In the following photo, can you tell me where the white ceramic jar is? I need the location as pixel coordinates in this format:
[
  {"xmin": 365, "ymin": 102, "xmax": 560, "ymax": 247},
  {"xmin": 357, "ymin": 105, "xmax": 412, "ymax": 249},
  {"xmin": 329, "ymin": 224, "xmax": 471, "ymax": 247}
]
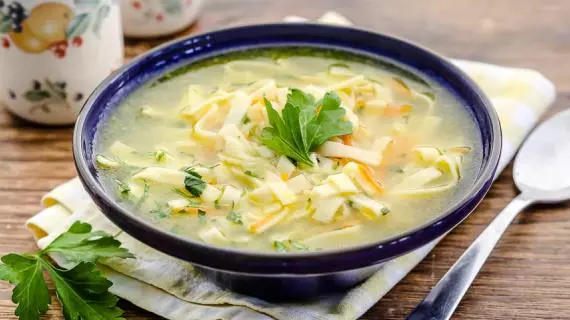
[
  {"xmin": 120, "ymin": 0, "xmax": 203, "ymax": 38},
  {"xmin": 0, "ymin": 0, "xmax": 123, "ymax": 125}
]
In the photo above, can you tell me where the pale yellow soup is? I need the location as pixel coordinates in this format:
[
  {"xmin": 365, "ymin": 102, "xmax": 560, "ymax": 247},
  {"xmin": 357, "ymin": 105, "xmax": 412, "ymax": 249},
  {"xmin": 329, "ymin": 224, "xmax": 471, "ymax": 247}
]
[{"xmin": 95, "ymin": 48, "xmax": 481, "ymax": 252}]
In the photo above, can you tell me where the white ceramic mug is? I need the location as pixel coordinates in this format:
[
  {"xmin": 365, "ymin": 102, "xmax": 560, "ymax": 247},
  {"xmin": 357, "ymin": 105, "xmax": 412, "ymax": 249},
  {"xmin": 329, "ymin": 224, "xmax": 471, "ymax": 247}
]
[
  {"xmin": 0, "ymin": 0, "xmax": 123, "ymax": 125},
  {"xmin": 120, "ymin": 0, "xmax": 203, "ymax": 38}
]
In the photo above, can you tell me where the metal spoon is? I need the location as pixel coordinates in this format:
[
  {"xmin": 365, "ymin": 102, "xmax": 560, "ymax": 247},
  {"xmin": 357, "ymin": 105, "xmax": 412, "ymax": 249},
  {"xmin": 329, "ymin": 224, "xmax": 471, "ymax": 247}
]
[{"xmin": 407, "ymin": 109, "xmax": 570, "ymax": 320}]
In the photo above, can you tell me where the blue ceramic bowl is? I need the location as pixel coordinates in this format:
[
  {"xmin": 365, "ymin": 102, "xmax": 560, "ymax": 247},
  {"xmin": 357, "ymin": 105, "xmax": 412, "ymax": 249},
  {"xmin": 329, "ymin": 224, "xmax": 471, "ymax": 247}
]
[{"xmin": 73, "ymin": 23, "xmax": 501, "ymax": 301}]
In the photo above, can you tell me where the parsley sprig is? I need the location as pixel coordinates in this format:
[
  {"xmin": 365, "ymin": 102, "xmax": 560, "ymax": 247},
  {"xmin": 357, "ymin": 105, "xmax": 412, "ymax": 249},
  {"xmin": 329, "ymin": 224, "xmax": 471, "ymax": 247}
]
[
  {"xmin": 260, "ymin": 89, "xmax": 353, "ymax": 165},
  {"xmin": 184, "ymin": 167, "xmax": 206, "ymax": 196},
  {"xmin": 0, "ymin": 221, "xmax": 134, "ymax": 320}
]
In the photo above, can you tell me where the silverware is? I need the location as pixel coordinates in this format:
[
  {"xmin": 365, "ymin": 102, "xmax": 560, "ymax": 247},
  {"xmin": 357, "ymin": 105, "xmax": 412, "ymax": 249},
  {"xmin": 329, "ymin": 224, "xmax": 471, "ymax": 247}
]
[{"xmin": 407, "ymin": 109, "xmax": 570, "ymax": 320}]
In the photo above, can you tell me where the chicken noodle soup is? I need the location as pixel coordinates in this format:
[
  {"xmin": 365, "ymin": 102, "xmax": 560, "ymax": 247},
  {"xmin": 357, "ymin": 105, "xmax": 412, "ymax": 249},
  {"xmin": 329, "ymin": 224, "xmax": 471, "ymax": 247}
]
[{"xmin": 94, "ymin": 48, "xmax": 482, "ymax": 252}]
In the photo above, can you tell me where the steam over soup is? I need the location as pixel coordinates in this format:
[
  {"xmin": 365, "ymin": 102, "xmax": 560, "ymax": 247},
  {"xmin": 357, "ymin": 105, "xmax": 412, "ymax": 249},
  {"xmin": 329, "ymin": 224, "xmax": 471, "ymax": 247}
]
[{"xmin": 95, "ymin": 48, "xmax": 481, "ymax": 252}]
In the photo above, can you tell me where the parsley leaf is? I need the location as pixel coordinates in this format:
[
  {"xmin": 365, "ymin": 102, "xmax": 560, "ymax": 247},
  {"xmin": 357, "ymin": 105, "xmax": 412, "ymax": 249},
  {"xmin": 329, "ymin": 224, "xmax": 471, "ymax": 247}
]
[
  {"xmin": 0, "ymin": 221, "xmax": 133, "ymax": 320},
  {"xmin": 244, "ymin": 170, "xmax": 259, "ymax": 178},
  {"xmin": 153, "ymin": 150, "xmax": 167, "ymax": 162},
  {"xmin": 43, "ymin": 221, "xmax": 134, "ymax": 264},
  {"xmin": 115, "ymin": 179, "xmax": 130, "ymax": 197},
  {"xmin": 272, "ymin": 240, "xmax": 309, "ymax": 252},
  {"xmin": 260, "ymin": 89, "xmax": 352, "ymax": 165},
  {"xmin": 0, "ymin": 254, "xmax": 50, "ymax": 320},
  {"xmin": 184, "ymin": 168, "xmax": 206, "ymax": 196},
  {"xmin": 287, "ymin": 239, "xmax": 309, "ymax": 251},
  {"xmin": 0, "ymin": 261, "xmax": 20, "ymax": 284},
  {"xmin": 198, "ymin": 209, "xmax": 207, "ymax": 224},
  {"xmin": 44, "ymin": 260, "xmax": 124, "ymax": 320},
  {"xmin": 273, "ymin": 240, "xmax": 288, "ymax": 252},
  {"xmin": 150, "ymin": 201, "xmax": 170, "ymax": 219},
  {"xmin": 135, "ymin": 183, "xmax": 149, "ymax": 209},
  {"xmin": 307, "ymin": 92, "xmax": 353, "ymax": 149},
  {"xmin": 226, "ymin": 211, "xmax": 243, "ymax": 225}
]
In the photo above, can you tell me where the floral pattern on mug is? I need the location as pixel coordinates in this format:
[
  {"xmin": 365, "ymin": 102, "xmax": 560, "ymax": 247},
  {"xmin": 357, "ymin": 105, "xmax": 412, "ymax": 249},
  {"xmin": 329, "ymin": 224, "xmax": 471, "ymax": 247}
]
[
  {"xmin": 7, "ymin": 78, "xmax": 84, "ymax": 115},
  {"xmin": 0, "ymin": 0, "xmax": 111, "ymax": 58}
]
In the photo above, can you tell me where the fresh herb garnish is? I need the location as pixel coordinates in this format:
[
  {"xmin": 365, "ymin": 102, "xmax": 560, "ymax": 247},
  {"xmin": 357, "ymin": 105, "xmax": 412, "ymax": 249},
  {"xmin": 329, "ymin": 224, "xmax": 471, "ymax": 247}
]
[
  {"xmin": 172, "ymin": 188, "xmax": 201, "ymax": 205},
  {"xmin": 347, "ymin": 200, "xmax": 355, "ymax": 208},
  {"xmin": 183, "ymin": 167, "xmax": 200, "ymax": 176},
  {"xmin": 115, "ymin": 179, "xmax": 130, "ymax": 197},
  {"xmin": 287, "ymin": 240, "xmax": 309, "ymax": 251},
  {"xmin": 226, "ymin": 211, "xmax": 242, "ymax": 225},
  {"xmin": 150, "ymin": 201, "xmax": 170, "ymax": 219},
  {"xmin": 153, "ymin": 150, "xmax": 167, "ymax": 162},
  {"xmin": 184, "ymin": 168, "xmax": 206, "ymax": 197},
  {"xmin": 244, "ymin": 170, "xmax": 259, "ymax": 178},
  {"xmin": 0, "ymin": 221, "xmax": 133, "ymax": 320},
  {"xmin": 272, "ymin": 239, "xmax": 309, "ymax": 252},
  {"xmin": 273, "ymin": 240, "xmax": 288, "ymax": 252},
  {"xmin": 198, "ymin": 209, "xmax": 207, "ymax": 224},
  {"xmin": 214, "ymin": 198, "xmax": 221, "ymax": 209},
  {"xmin": 260, "ymin": 89, "xmax": 353, "ymax": 165}
]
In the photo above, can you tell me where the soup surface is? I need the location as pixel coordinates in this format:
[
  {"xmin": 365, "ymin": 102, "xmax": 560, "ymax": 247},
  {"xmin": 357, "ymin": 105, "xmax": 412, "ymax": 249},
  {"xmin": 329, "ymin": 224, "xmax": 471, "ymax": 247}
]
[{"xmin": 95, "ymin": 48, "xmax": 482, "ymax": 252}]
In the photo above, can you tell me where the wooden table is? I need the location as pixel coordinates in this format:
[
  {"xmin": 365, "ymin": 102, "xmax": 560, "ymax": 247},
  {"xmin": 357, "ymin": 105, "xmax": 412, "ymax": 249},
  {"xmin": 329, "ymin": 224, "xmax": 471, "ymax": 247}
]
[{"xmin": 1, "ymin": 0, "xmax": 569, "ymax": 319}]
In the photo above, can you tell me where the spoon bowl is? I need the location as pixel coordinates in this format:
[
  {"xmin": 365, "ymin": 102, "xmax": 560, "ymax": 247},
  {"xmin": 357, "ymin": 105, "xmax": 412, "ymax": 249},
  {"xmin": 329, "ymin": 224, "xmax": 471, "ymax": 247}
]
[{"xmin": 514, "ymin": 109, "xmax": 570, "ymax": 202}]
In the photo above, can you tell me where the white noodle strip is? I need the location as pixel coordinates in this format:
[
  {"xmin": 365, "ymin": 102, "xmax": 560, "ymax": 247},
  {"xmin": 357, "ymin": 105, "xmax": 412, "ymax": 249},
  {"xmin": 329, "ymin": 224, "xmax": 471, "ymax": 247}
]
[
  {"xmin": 177, "ymin": 86, "xmax": 205, "ymax": 111},
  {"xmin": 413, "ymin": 147, "xmax": 442, "ymax": 166},
  {"xmin": 312, "ymin": 197, "xmax": 345, "ymax": 223},
  {"xmin": 181, "ymin": 92, "xmax": 233, "ymax": 122},
  {"xmin": 247, "ymin": 79, "xmax": 277, "ymax": 101},
  {"xmin": 223, "ymin": 91, "xmax": 251, "ymax": 126},
  {"xmin": 318, "ymin": 141, "xmax": 381, "ymax": 166},
  {"xmin": 327, "ymin": 75, "xmax": 365, "ymax": 90},
  {"xmin": 392, "ymin": 167, "xmax": 443, "ymax": 191},
  {"xmin": 249, "ymin": 208, "xmax": 289, "ymax": 234},
  {"xmin": 193, "ymin": 104, "xmax": 222, "ymax": 146},
  {"xmin": 133, "ymin": 167, "xmax": 186, "ymax": 188}
]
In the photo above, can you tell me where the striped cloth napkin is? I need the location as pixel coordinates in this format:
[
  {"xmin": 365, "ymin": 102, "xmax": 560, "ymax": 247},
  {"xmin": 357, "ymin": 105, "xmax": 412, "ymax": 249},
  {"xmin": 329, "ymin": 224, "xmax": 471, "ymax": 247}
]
[{"xmin": 23, "ymin": 12, "xmax": 555, "ymax": 320}]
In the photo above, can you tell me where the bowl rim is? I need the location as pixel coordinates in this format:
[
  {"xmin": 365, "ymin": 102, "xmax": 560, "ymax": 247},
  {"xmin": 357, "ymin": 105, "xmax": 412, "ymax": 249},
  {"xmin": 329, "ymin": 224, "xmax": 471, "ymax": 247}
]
[{"xmin": 73, "ymin": 22, "xmax": 502, "ymax": 275}]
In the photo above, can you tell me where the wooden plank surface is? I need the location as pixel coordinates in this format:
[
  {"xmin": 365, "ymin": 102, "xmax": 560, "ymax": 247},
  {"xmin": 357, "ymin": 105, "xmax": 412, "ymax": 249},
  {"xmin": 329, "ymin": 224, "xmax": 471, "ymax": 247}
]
[{"xmin": 2, "ymin": 0, "xmax": 570, "ymax": 319}]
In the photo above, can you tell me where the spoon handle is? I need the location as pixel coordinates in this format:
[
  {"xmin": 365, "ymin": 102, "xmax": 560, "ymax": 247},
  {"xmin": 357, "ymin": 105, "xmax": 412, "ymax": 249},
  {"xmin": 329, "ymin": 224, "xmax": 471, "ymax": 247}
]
[{"xmin": 406, "ymin": 193, "xmax": 534, "ymax": 320}]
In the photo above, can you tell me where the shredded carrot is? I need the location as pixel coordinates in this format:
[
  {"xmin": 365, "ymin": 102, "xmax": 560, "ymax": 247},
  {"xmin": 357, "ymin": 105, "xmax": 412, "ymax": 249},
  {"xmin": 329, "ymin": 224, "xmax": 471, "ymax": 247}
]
[
  {"xmin": 341, "ymin": 134, "xmax": 353, "ymax": 146},
  {"xmin": 384, "ymin": 104, "xmax": 413, "ymax": 117},
  {"xmin": 358, "ymin": 164, "xmax": 384, "ymax": 193},
  {"xmin": 249, "ymin": 214, "xmax": 275, "ymax": 233},
  {"xmin": 336, "ymin": 158, "xmax": 350, "ymax": 166}
]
